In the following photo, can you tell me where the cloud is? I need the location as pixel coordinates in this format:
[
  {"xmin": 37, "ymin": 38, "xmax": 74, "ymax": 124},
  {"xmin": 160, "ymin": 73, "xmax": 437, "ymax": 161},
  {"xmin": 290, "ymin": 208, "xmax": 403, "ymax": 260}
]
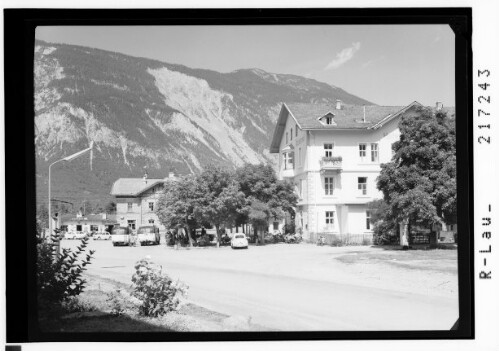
[{"xmin": 325, "ymin": 42, "xmax": 361, "ymax": 70}]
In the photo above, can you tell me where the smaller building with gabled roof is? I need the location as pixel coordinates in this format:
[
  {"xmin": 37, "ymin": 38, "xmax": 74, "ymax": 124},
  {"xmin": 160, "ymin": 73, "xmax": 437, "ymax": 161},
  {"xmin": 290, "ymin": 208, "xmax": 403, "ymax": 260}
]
[{"xmin": 111, "ymin": 171, "xmax": 177, "ymax": 232}]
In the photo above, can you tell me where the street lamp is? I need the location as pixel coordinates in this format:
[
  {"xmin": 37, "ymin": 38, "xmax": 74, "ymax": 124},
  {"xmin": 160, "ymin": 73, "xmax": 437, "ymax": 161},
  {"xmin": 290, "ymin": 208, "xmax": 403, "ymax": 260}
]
[{"xmin": 48, "ymin": 142, "xmax": 93, "ymax": 252}]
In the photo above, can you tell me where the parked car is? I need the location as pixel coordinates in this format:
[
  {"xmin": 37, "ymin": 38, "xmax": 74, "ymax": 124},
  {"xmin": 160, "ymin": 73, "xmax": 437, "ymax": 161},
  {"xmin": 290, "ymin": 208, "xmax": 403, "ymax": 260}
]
[
  {"xmin": 220, "ymin": 233, "xmax": 231, "ymax": 246},
  {"xmin": 137, "ymin": 226, "xmax": 160, "ymax": 246},
  {"xmin": 231, "ymin": 233, "xmax": 249, "ymax": 249},
  {"xmin": 64, "ymin": 231, "xmax": 76, "ymax": 240},
  {"xmin": 195, "ymin": 228, "xmax": 218, "ymax": 245},
  {"xmin": 111, "ymin": 226, "xmax": 132, "ymax": 246},
  {"xmin": 93, "ymin": 232, "xmax": 111, "ymax": 240},
  {"xmin": 64, "ymin": 231, "xmax": 88, "ymax": 240}
]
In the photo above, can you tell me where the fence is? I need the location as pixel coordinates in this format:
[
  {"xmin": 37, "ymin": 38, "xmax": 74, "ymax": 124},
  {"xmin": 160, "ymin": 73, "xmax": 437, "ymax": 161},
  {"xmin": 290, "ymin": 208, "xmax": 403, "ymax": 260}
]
[{"xmin": 307, "ymin": 232, "xmax": 373, "ymax": 246}]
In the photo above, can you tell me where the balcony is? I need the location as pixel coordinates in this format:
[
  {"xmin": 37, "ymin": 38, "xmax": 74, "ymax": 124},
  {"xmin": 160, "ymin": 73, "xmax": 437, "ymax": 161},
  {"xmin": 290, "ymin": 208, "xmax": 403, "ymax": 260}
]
[
  {"xmin": 282, "ymin": 167, "xmax": 295, "ymax": 178},
  {"xmin": 320, "ymin": 156, "xmax": 343, "ymax": 174}
]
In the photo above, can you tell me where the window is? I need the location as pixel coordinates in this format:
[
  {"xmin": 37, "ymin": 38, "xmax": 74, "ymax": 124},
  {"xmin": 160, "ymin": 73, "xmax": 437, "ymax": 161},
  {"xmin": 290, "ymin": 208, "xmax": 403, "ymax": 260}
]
[
  {"xmin": 299, "ymin": 179, "xmax": 305, "ymax": 198},
  {"xmin": 90, "ymin": 225, "xmax": 99, "ymax": 232},
  {"xmin": 148, "ymin": 202, "xmax": 154, "ymax": 212},
  {"xmin": 371, "ymin": 143, "xmax": 379, "ymax": 162},
  {"xmin": 127, "ymin": 202, "xmax": 133, "ymax": 212},
  {"xmin": 324, "ymin": 143, "xmax": 333, "ymax": 157},
  {"xmin": 273, "ymin": 222, "xmax": 279, "ymax": 230},
  {"xmin": 148, "ymin": 219, "xmax": 155, "ymax": 224},
  {"xmin": 127, "ymin": 220, "xmax": 136, "ymax": 230},
  {"xmin": 325, "ymin": 211, "xmax": 335, "ymax": 228},
  {"xmin": 283, "ymin": 152, "xmax": 294, "ymax": 170},
  {"xmin": 366, "ymin": 211, "xmax": 371, "ymax": 230},
  {"xmin": 76, "ymin": 225, "xmax": 82, "ymax": 231},
  {"xmin": 324, "ymin": 116, "xmax": 334, "ymax": 125},
  {"xmin": 298, "ymin": 147, "xmax": 302, "ymax": 166},
  {"xmin": 290, "ymin": 128, "xmax": 293, "ymax": 141},
  {"xmin": 358, "ymin": 177, "xmax": 367, "ymax": 195},
  {"xmin": 359, "ymin": 144, "xmax": 367, "ymax": 161},
  {"xmin": 324, "ymin": 177, "xmax": 334, "ymax": 195}
]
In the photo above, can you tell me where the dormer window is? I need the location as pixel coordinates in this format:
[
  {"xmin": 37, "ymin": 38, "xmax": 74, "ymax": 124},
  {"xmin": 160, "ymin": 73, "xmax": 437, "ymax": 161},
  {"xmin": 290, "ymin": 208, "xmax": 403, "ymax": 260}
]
[{"xmin": 319, "ymin": 112, "xmax": 336, "ymax": 126}]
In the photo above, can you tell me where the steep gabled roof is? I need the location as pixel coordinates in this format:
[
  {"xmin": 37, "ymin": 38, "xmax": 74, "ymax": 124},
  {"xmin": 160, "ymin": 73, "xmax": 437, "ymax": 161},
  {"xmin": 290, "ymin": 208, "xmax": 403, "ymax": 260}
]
[
  {"xmin": 270, "ymin": 101, "xmax": 423, "ymax": 153},
  {"xmin": 110, "ymin": 178, "xmax": 166, "ymax": 197}
]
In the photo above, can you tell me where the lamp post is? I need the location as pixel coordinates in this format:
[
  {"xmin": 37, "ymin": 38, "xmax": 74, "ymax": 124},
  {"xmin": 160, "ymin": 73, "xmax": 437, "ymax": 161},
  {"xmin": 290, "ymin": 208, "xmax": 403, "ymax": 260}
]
[{"xmin": 48, "ymin": 142, "xmax": 93, "ymax": 254}]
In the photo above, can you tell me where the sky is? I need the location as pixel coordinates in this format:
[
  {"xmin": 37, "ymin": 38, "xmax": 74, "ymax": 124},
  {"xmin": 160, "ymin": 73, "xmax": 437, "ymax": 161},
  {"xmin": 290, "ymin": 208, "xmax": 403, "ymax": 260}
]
[{"xmin": 36, "ymin": 25, "xmax": 455, "ymax": 106}]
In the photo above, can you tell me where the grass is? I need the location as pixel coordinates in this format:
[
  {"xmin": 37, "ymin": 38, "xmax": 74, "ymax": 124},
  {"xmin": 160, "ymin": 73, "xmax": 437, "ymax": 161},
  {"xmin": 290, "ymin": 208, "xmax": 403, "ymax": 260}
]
[
  {"xmin": 335, "ymin": 246, "xmax": 458, "ymax": 274},
  {"xmin": 39, "ymin": 273, "xmax": 274, "ymax": 332}
]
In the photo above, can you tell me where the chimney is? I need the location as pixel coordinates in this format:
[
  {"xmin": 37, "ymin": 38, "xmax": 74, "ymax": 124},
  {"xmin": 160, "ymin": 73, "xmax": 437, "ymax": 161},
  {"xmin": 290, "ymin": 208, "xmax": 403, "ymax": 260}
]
[
  {"xmin": 363, "ymin": 105, "xmax": 366, "ymax": 123},
  {"xmin": 143, "ymin": 170, "xmax": 148, "ymax": 183},
  {"xmin": 436, "ymin": 102, "xmax": 443, "ymax": 111},
  {"xmin": 168, "ymin": 171, "xmax": 175, "ymax": 178},
  {"xmin": 102, "ymin": 213, "xmax": 107, "ymax": 220},
  {"xmin": 335, "ymin": 99, "xmax": 342, "ymax": 110}
]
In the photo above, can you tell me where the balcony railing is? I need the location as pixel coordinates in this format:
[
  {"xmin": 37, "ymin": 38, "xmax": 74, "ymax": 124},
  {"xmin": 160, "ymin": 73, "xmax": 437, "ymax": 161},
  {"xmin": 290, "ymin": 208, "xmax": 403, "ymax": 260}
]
[
  {"xmin": 320, "ymin": 156, "xmax": 343, "ymax": 173},
  {"xmin": 282, "ymin": 167, "xmax": 295, "ymax": 178}
]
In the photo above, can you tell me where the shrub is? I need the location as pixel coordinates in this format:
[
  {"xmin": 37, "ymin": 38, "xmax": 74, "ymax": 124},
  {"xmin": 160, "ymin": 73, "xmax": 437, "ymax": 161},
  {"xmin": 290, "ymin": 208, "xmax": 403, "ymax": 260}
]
[
  {"xmin": 106, "ymin": 289, "xmax": 139, "ymax": 316},
  {"xmin": 131, "ymin": 257, "xmax": 188, "ymax": 317},
  {"xmin": 330, "ymin": 236, "xmax": 344, "ymax": 247},
  {"xmin": 362, "ymin": 236, "xmax": 372, "ymax": 246},
  {"xmin": 37, "ymin": 230, "xmax": 95, "ymax": 307},
  {"xmin": 61, "ymin": 296, "xmax": 97, "ymax": 313}
]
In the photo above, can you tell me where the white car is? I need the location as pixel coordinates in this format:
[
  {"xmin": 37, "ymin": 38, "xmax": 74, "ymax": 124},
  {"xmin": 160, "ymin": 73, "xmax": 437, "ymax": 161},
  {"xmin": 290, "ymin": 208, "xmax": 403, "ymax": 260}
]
[
  {"xmin": 93, "ymin": 232, "xmax": 111, "ymax": 240},
  {"xmin": 231, "ymin": 233, "xmax": 249, "ymax": 249},
  {"xmin": 64, "ymin": 231, "xmax": 88, "ymax": 240}
]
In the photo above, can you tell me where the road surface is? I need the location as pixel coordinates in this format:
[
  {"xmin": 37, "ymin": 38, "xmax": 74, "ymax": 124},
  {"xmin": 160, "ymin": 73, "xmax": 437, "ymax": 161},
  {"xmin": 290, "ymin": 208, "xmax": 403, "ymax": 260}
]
[{"xmin": 64, "ymin": 240, "xmax": 459, "ymax": 331}]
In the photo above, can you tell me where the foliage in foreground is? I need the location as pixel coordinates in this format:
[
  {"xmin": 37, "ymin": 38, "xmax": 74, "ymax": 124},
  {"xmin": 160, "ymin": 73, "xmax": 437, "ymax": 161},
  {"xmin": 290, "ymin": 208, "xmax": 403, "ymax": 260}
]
[
  {"xmin": 131, "ymin": 257, "xmax": 188, "ymax": 317},
  {"xmin": 372, "ymin": 107, "xmax": 456, "ymax": 244},
  {"xmin": 37, "ymin": 230, "xmax": 95, "ymax": 308}
]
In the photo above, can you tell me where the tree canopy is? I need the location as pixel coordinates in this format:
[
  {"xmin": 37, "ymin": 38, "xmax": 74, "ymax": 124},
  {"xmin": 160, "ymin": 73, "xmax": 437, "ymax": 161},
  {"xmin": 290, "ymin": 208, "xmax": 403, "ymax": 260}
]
[
  {"xmin": 374, "ymin": 106, "xmax": 456, "ymax": 237},
  {"xmin": 155, "ymin": 163, "xmax": 298, "ymax": 246}
]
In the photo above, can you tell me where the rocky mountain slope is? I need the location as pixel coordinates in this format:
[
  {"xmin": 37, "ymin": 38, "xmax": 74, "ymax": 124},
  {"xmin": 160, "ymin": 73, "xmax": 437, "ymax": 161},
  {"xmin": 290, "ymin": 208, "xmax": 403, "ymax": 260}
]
[{"xmin": 34, "ymin": 40, "xmax": 374, "ymax": 207}]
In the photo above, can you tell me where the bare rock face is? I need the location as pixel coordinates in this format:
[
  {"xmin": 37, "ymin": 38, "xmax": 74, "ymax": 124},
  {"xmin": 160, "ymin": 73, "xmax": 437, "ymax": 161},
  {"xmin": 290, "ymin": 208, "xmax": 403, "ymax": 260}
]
[{"xmin": 34, "ymin": 40, "xmax": 373, "ymax": 205}]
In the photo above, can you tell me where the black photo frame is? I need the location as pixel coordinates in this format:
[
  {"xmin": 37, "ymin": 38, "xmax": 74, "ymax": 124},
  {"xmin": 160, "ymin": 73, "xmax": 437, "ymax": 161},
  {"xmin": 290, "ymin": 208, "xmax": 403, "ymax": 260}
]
[{"xmin": 4, "ymin": 7, "xmax": 473, "ymax": 342}]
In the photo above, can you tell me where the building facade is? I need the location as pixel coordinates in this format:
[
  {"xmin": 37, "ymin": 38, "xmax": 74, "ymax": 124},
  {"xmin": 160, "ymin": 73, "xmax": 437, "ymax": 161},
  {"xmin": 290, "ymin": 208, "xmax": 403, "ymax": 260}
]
[
  {"xmin": 59, "ymin": 212, "xmax": 117, "ymax": 233},
  {"xmin": 270, "ymin": 100, "xmax": 424, "ymax": 241},
  {"xmin": 111, "ymin": 172, "xmax": 176, "ymax": 232}
]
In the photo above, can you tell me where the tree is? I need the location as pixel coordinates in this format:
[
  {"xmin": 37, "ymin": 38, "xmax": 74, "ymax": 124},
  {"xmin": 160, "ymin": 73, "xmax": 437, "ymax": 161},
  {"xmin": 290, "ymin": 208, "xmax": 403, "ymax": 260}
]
[
  {"xmin": 235, "ymin": 163, "xmax": 298, "ymax": 235},
  {"xmin": 155, "ymin": 176, "xmax": 198, "ymax": 247},
  {"xmin": 37, "ymin": 204, "xmax": 49, "ymax": 233},
  {"xmin": 105, "ymin": 201, "xmax": 117, "ymax": 214},
  {"xmin": 376, "ymin": 106, "xmax": 456, "ymax": 247},
  {"xmin": 247, "ymin": 198, "xmax": 271, "ymax": 242},
  {"xmin": 194, "ymin": 166, "xmax": 246, "ymax": 247}
]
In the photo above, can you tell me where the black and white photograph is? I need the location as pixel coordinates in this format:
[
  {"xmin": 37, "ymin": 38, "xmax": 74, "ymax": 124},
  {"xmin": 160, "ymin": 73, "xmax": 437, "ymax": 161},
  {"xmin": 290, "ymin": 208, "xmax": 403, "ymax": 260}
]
[
  {"xmin": 32, "ymin": 22, "xmax": 460, "ymax": 333},
  {"xmin": 4, "ymin": 6, "xmax": 488, "ymax": 348}
]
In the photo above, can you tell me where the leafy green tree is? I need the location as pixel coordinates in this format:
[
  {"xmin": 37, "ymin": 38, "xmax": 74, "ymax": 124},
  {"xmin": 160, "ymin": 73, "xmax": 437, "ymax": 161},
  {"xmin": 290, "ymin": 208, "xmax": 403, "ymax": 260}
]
[
  {"xmin": 155, "ymin": 176, "xmax": 198, "ymax": 247},
  {"xmin": 376, "ymin": 106, "xmax": 456, "ymax": 246},
  {"xmin": 247, "ymin": 198, "xmax": 271, "ymax": 241},
  {"xmin": 194, "ymin": 166, "xmax": 246, "ymax": 247},
  {"xmin": 235, "ymin": 163, "xmax": 298, "ymax": 233},
  {"xmin": 105, "ymin": 201, "xmax": 117, "ymax": 214},
  {"xmin": 37, "ymin": 204, "xmax": 49, "ymax": 232}
]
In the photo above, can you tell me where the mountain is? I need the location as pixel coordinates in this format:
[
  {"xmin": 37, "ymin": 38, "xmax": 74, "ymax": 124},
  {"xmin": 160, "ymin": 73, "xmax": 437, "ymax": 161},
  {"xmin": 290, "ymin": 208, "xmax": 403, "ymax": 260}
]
[{"xmin": 34, "ymin": 40, "xmax": 374, "ymax": 208}]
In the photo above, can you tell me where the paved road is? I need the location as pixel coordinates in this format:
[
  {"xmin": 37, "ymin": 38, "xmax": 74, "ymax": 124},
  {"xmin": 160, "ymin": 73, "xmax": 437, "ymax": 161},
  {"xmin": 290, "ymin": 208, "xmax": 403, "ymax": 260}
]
[{"xmin": 65, "ymin": 240, "xmax": 459, "ymax": 331}]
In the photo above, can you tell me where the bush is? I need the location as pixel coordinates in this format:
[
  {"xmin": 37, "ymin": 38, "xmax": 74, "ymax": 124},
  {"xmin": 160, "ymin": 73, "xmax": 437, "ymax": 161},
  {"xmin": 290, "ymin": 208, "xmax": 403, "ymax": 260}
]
[
  {"xmin": 284, "ymin": 233, "xmax": 302, "ymax": 244},
  {"xmin": 106, "ymin": 289, "xmax": 139, "ymax": 316},
  {"xmin": 131, "ymin": 257, "xmax": 188, "ymax": 317},
  {"xmin": 37, "ymin": 230, "xmax": 95, "ymax": 307},
  {"xmin": 61, "ymin": 296, "xmax": 97, "ymax": 313}
]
